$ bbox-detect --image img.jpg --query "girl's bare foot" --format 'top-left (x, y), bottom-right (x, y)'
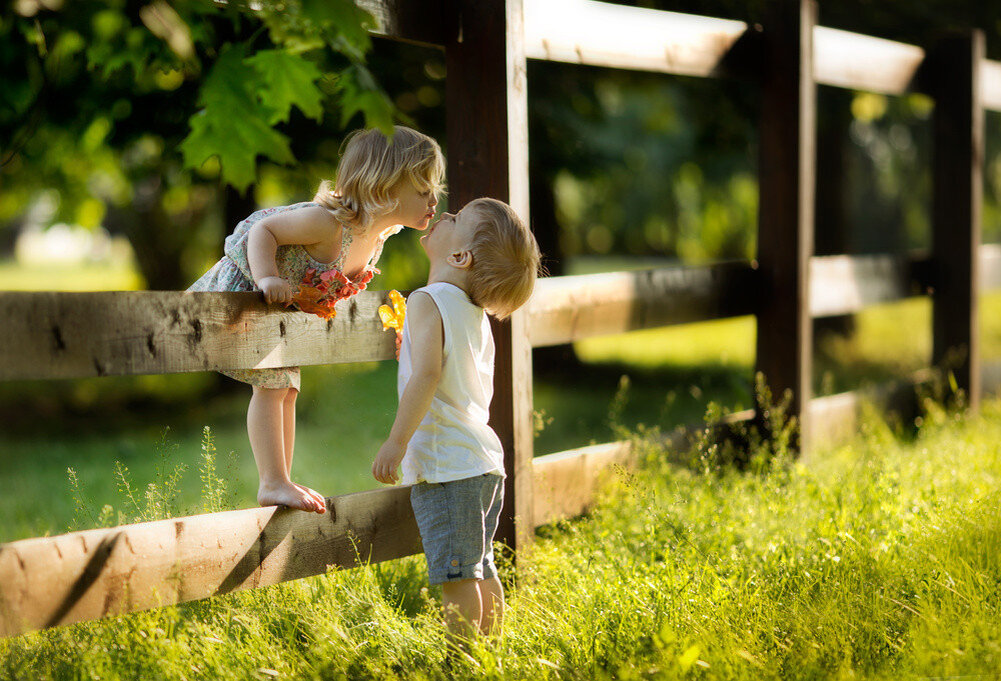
top-left (258, 481), bottom-right (326, 513)
top-left (294, 483), bottom-right (327, 512)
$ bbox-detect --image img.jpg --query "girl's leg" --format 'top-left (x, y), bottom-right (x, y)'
top-left (248, 386), bottom-right (323, 513)
top-left (281, 389), bottom-right (325, 509)
top-left (477, 575), bottom-right (505, 637)
top-left (441, 579), bottom-right (483, 643)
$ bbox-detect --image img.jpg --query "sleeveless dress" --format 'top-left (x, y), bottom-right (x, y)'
top-left (188, 201), bottom-right (396, 390)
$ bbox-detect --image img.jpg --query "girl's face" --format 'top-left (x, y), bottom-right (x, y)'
top-left (390, 176), bottom-right (438, 230)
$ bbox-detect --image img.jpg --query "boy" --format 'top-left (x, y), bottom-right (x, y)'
top-left (372, 197), bottom-right (540, 642)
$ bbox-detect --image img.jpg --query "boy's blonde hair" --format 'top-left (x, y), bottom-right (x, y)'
top-left (314, 125), bottom-right (445, 228)
top-left (465, 198), bottom-right (541, 320)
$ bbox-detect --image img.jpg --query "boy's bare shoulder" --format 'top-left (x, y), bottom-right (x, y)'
top-left (407, 291), bottom-right (441, 321)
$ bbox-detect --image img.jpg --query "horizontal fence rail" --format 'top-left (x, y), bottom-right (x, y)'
top-left (3, 245), bottom-right (1001, 381)
top-left (0, 291), bottom-right (396, 382)
top-left (526, 261), bottom-right (758, 346)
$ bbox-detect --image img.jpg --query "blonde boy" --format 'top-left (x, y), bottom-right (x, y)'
top-left (372, 197), bottom-right (540, 641)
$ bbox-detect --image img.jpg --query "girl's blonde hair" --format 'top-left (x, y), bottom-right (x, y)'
top-left (313, 125), bottom-right (445, 228)
top-left (466, 198), bottom-right (541, 320)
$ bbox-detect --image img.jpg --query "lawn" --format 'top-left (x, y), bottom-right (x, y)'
top-left (2, 394), bottom-right (999, 679)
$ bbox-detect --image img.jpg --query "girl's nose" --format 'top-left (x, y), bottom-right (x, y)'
top-left (429, 194), bottom-right (438, 208)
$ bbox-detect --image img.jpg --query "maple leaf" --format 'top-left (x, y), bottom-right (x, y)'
top-left (300, 0), bottom-right (375, 60)
top-left (179, 44), bottom-right (295, 191)
top-left (247, 49), bottom-right (324, 125)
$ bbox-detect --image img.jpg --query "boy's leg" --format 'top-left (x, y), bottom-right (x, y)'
top-left (477, 575), bottom-right (505, 636)
top-left (441, 578), bottom-right (483, 642)
top-left (248, 386), bottom-right (323, 513)
top-left (281, 388), bottom-right (325, 509)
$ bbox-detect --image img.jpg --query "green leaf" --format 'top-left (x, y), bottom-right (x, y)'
top-left (247, 49), bottom-right (324, 124)
top-left (300, 0), bottom-right (374, 58)
top-left (180, 44), bottom-right (294, 191)
top-left (333, 64), bottom-right (394, 134)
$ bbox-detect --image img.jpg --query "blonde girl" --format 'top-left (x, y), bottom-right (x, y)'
top-left (189, 126), bottom-right (445, 513)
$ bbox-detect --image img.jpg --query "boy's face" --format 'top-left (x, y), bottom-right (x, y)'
top-left (421, 204), bottom-right (478, 265)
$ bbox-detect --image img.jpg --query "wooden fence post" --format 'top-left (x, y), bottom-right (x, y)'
top-left (445, 0), bottom-right (534, 551)
top-left (927, 31), bottom-right (984, 409)
top-left (755, 0), bottom-right (817, 449)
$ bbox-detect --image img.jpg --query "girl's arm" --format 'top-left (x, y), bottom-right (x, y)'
top-left (247, 205), bottom-right (336, 304)
top-left (372, 293), bottom-right (443, 484)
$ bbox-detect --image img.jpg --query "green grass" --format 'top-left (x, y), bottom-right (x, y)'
top-left (0, 259), bottom-right (143, 291)
top-left (2, 396), bottom-right (1000, 679)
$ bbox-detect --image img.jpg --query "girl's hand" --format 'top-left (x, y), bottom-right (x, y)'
top-left (372, 441), bottom-right (406, 484)
top-left (259, 276), bottom-right (293, 305)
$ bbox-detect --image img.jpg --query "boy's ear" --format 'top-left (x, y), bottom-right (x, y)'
top-left (447, 249), bottom-right (474, 269)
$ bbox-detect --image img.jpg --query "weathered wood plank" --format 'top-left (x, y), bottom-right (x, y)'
top-left (523, 0), bottom-right (748, 77)
top-left (928, 31), bottom-right (984, 407)
top-left (810, 254), bottom-right (913, 317)
top-left (755, 0), bottom-right (816, 440)
top-left (0, 486), bottom-right (419, 638)
top-left (0, 290), bottom-right (397, 381)
top-left (525, 261), bottom-right (758, 347)
top-left (813, 27), bottom-right (924, 94)
top-left (356, 0), bottom-right (449, 47)
top-left (979, 243), bottom-right (1001, 289)
top-left (804, 374), bottom-right (926, 454)
top-left (532, 442), bottom-right (635, 527)
top-left (980, 59), bottom-right (1001, 111)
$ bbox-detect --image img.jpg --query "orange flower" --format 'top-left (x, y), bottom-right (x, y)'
top-left (290, 285), bottom-right (338, 320)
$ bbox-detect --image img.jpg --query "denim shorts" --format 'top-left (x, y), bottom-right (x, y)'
top-left (410, 474), bottom-right (505, 585)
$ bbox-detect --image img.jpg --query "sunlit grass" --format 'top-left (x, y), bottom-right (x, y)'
top-left (0, 259), bottom-right (143, 291)
top-left (2, 397), bottom-right (999, 679)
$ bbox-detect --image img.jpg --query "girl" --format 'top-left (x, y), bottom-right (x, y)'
top-left (189, 125), bottom-right (444, 513)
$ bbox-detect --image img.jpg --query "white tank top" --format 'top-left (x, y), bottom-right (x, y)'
top-left (398, 282), bottom-right (505, 484)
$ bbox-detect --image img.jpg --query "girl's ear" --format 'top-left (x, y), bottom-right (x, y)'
top-left (447, 249), bottom-right (474, 269)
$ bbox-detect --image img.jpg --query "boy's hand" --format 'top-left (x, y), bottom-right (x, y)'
top-left (372, 441), bottom-right (406, 484)
top-left (259, 276), bottom-right (293, 305)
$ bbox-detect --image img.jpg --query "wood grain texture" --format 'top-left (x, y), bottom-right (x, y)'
top-left (0, 290), bottom-right (397, 381)
top-left (755, 0), bottom-right (816, 431)
top-left (356, 0), bottom-right (449, 47)
top-left (980, 59), bottom-right (1001, 111)
top-left (525, 262), bottom-right (758, 347)
top-left (813, 27), bottom-right (924, 94)
top-left (0, 486), bottom-right (419, 638)
top-left (524, 0), bottom-right (747, 77)
top-left (928, 31), bottom-right (984, 407)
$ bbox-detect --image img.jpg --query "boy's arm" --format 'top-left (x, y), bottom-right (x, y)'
top-left (372, 293), bottom-right (443, 484)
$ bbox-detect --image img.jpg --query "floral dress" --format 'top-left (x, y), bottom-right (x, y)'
top-left (188, 202), bottom-right (394, 390)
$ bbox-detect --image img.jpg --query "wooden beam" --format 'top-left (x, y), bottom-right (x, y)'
top-left (356, 0), bottom-right (449, 47)
top-left (927, 31), bottom-right (984, 408)
top-left (532, 442), bottom-right (635, 527)
top-left (446, 0), bottom-right (534, 553)
top-left (0, 290), bottom-right (397, 381)
top-left (0, 487), bottom-right (420, 638)
top-left (755, 0), bottom-right (816, 444)
top-left (523, 0), bottom-right (748, 77)
top-left (810, 254), bottom-right (913, 317)
top-left (525, 261), bottom-right (757, 347)
top-left (813, 27), bottom-right (924, 94)
top-left (980, 244), bottom-right (1001, 289)
top-left (980, 59), bottom-right (1001, 112)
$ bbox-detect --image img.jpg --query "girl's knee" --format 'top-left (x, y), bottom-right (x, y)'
top-left (284, 388), bottom-right (298, 406)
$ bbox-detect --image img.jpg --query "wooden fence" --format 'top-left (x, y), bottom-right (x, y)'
top-left (2, 0), bottom-right (1001, 638)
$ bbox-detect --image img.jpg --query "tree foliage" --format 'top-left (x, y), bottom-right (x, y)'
top-left (0, 0), bottom-right (395, 287)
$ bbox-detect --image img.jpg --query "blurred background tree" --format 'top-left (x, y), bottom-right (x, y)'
top-left (1, 0), bottom-right (393, 290)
